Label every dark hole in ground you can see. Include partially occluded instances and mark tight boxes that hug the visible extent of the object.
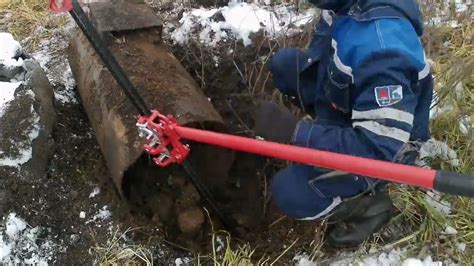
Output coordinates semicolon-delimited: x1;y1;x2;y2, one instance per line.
120;119;270;248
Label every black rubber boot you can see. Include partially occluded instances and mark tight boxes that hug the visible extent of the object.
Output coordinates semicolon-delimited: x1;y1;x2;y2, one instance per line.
327;193;396;247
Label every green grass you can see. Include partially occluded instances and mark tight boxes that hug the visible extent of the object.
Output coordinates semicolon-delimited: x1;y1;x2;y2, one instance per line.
389;20;473;264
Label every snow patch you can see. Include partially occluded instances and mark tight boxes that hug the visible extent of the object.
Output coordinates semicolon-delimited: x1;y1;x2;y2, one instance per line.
327;248;443;266
459;115;471;136
1;213;56;264
88;187;101;198
443;225;458;235
5;213;27;240
424;191;452;216
215;236;224;252
429;91;455;120
86;206;112;226
456;242;466;252
0;81;22;116
170;3;316;46
0;33;23;69
294;254;314;266
175;257;190;265
416;139;459;168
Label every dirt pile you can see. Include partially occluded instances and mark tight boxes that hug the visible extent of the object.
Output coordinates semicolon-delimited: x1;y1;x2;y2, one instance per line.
0;42;57;217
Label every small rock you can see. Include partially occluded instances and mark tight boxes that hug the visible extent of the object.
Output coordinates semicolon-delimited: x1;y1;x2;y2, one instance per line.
211;11;225;22
79;211;86;219
175;183;201;212
155;193;173;222
0;63;24;81
181;183;200;202
171;175;186;188
177;207;205;235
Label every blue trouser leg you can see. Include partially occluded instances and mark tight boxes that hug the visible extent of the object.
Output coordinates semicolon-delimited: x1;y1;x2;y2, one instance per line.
271;165;370;220
270;48;318;113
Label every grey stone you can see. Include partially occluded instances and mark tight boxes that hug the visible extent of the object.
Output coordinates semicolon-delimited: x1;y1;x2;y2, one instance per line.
0;62;24;81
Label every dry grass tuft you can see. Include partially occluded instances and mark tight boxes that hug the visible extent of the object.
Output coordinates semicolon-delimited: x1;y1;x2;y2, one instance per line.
0;0;68;46
389;2;473;263
92;227;154;266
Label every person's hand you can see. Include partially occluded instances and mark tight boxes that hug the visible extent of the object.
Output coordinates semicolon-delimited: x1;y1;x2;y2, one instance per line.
254;101;298;143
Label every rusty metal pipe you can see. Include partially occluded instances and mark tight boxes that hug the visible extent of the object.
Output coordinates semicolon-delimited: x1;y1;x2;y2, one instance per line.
68;1;234;198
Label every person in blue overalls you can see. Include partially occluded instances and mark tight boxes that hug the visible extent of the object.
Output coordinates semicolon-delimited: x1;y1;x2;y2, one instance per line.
254;0;433;247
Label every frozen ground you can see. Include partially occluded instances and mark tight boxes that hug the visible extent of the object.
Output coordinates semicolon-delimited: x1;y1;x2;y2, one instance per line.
295;249;445;266
166;2;316;46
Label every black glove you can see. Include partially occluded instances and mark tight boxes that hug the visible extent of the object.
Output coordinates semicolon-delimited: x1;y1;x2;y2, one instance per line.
254;101;298;143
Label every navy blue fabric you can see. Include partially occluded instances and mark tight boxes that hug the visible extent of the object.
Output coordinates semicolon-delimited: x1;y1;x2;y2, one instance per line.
308;0;356;12
272;165;368;219
269;0;433;219
309;0;424;35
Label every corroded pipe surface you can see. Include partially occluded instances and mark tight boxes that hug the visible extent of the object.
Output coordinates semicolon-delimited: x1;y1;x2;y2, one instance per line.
68;16;234;198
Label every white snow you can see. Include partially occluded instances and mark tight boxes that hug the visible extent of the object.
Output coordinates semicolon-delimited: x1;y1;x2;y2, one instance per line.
5;213;27;240
94;206;111;221
429;90;458;121
215;236;224;252
86;206;112;225
175;257;190;265
0;33;41;167
88;187;101;198
424;191;452;216
0;81;21;116
1;213;56;264
79;211;86;219
294;254;314;266
416;138;459;168
0;33;23;69
401;257;441;266
0;34;24;117
443;225;458;235
170;3;316;46
458;115;471;135
456;242;466;252
325;248;443;266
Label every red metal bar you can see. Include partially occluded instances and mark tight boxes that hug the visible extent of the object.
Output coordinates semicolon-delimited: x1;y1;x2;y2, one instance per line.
175;126;436;189
49;0;73;13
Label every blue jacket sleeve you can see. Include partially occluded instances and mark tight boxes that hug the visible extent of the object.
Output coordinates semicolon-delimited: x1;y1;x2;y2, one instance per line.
292;52;421;162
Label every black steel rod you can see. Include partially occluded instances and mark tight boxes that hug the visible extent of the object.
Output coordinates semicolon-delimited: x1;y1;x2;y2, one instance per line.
434;171;474;197
70;0;151;115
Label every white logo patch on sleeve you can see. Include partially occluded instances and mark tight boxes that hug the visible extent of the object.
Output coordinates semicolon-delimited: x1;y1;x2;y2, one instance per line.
374;85;403;107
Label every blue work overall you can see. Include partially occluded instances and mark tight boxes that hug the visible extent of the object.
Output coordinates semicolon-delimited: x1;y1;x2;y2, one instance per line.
270;0;433;219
